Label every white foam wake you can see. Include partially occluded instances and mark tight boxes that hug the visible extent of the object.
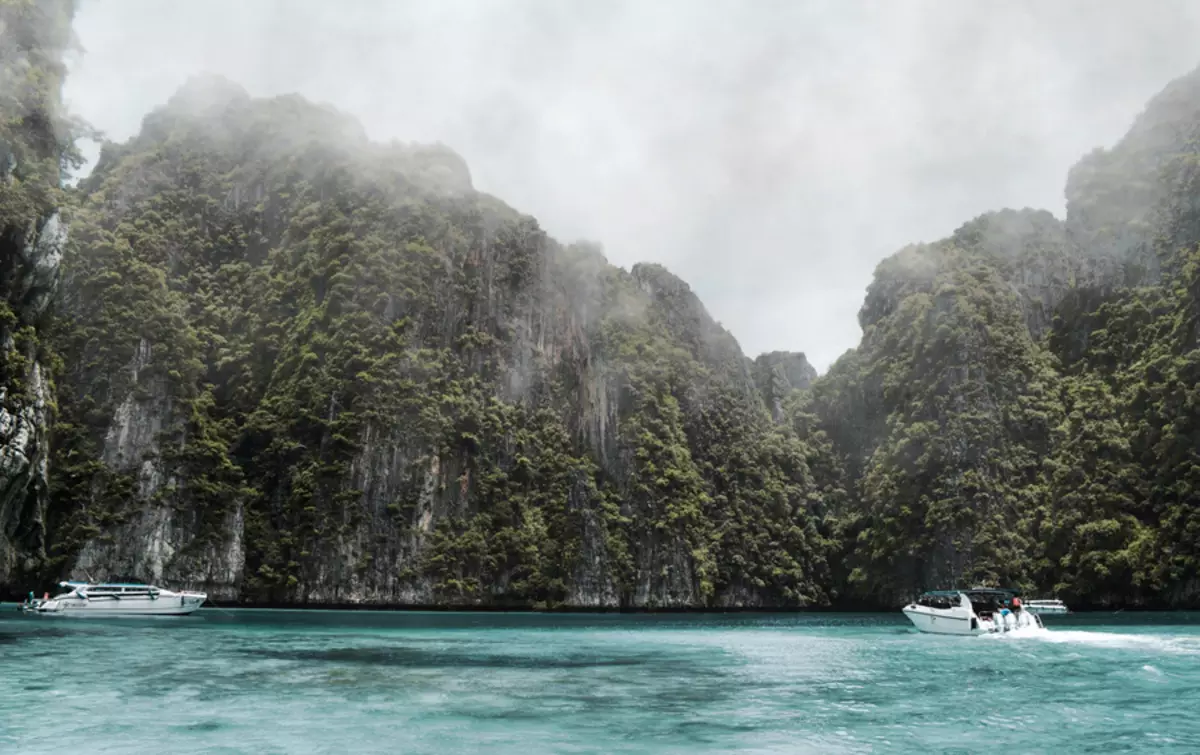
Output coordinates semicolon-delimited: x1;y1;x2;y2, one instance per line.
994;627;1200;655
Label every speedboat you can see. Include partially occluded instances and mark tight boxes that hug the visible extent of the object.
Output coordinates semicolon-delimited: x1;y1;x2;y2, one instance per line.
19;581;207;617
1022;598;1069;615
902;588;1043;635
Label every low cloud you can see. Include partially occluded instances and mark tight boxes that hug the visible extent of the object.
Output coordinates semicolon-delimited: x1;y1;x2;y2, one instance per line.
63;0;1200;370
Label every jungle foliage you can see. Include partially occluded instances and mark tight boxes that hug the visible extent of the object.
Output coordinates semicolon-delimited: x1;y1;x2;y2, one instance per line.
7;48;1200;609
792;70;1200;607
38;77;830;607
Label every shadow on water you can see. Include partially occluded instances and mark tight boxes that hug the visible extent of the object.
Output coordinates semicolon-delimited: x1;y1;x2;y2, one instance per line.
174;720;226;733
189;607;919;634
241;645;663;670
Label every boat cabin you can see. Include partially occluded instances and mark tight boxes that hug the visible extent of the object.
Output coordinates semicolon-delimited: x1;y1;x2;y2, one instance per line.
55;581;161;599
915;588;1021;618
79;583;155;593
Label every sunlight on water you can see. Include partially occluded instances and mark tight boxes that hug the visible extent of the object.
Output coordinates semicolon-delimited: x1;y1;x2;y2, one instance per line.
1;609;1198;754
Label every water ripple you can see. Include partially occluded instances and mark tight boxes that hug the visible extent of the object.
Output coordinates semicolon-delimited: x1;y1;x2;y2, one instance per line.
2;608;1199;754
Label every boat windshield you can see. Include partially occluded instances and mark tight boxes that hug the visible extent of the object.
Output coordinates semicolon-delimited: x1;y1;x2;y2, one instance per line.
916;588;1021;613
916;592;961;609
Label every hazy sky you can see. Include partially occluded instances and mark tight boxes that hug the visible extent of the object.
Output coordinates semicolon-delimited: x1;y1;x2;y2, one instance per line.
62;0;1200;370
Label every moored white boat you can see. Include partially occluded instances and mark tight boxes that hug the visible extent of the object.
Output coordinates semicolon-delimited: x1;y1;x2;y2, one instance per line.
902;588;1043;635
1022;598;1070;615
19;581;206;617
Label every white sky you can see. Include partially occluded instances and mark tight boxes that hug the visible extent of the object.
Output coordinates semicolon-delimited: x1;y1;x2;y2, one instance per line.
62;0;1200;370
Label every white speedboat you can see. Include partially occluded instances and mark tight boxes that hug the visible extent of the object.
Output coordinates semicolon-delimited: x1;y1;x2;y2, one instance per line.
19;581;207;617
1022;598;1069;615
902;588;1043;635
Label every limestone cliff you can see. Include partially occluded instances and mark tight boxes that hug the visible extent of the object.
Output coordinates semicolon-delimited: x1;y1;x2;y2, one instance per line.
753;351;816;422
0;0;75;588
13;27;1200;612
37;77;829;608
799;64;1200;608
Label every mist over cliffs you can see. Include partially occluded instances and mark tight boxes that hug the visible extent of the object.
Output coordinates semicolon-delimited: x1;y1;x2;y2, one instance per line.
3;4;1200;608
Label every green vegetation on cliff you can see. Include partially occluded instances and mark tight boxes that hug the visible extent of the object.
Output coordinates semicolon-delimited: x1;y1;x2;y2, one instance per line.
1;0;82;584
7;36;1200;609
794;69;1200;609
36;76;830;607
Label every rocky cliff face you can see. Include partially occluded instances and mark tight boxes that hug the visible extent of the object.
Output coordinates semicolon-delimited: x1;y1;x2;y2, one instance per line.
800;64;1200;608
0;219;60;586
1064;65;1200;284
753;351;816;422
34;76;829;608
11;25;1200;610
0;0;76;588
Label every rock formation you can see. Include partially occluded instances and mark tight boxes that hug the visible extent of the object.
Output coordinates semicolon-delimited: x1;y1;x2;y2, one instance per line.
5;13;1200;610
0;0;76;588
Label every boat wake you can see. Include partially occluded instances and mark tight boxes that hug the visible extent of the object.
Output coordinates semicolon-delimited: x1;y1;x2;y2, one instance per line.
989;627;1200;655
978;624;1051;640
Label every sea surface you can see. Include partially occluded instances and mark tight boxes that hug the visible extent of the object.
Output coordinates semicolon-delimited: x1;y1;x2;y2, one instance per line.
1;608;1198;754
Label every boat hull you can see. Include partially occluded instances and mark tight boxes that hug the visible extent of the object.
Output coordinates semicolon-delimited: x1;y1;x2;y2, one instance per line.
902;605;980;635
30;593;205;617
903;604;1041;635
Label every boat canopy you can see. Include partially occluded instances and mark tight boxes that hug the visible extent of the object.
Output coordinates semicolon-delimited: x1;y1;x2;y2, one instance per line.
919;588;1021;599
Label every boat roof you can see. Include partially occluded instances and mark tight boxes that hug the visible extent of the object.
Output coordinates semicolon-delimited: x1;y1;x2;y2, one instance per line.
59;581;152;588
920;587;1020;598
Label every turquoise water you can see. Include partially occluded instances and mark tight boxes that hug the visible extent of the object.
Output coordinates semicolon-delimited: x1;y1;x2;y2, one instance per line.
2;609;1198;753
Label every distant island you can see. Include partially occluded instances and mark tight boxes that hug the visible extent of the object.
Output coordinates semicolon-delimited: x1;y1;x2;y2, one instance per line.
2;0;1198;610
